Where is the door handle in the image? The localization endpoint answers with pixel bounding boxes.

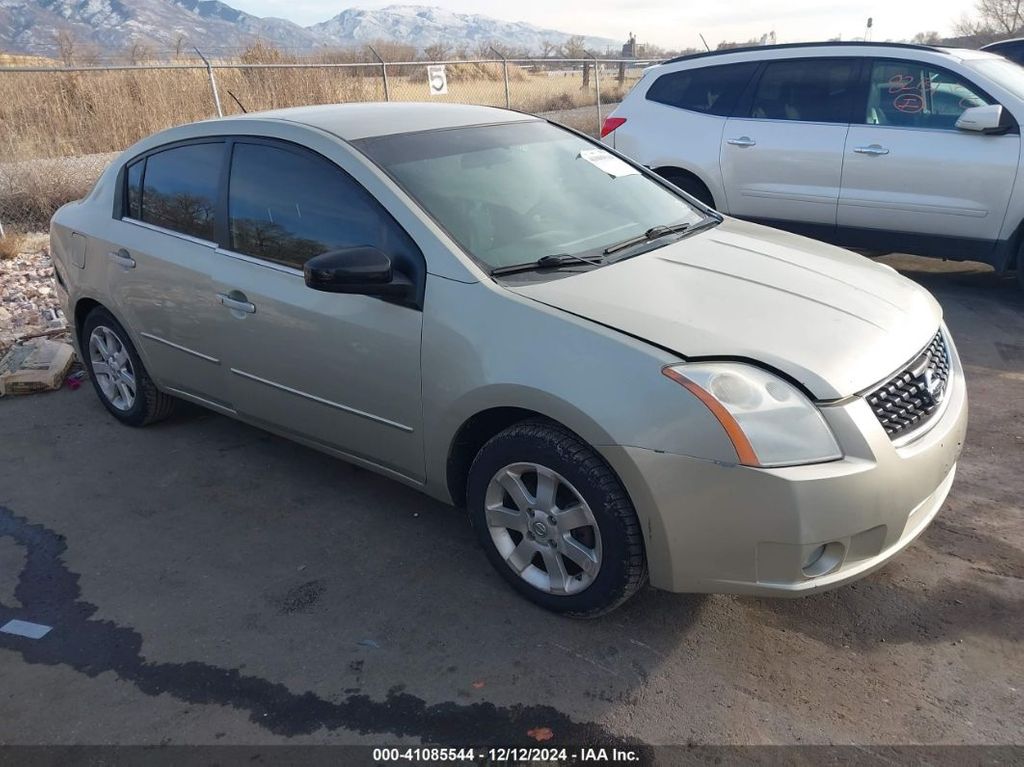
[854,144,890,156]
[727,136,756,147]
[107,248,136,269]
[217,293,256,314]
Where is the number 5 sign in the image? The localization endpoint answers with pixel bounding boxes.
[427,65,448,96]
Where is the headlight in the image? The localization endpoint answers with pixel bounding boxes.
[662,362,842,468]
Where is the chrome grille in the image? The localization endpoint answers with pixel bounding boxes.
[866,331,951,439]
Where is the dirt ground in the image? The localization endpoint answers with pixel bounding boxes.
[0,251,1021,749]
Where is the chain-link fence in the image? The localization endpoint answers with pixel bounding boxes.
[0,56,653,157]
[0,55,653,231]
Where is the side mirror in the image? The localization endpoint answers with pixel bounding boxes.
[304,246,413,299]
[956,104,1008,134]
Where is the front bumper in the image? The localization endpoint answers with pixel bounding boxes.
[600,337,968,596]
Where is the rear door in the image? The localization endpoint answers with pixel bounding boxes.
[108,140,232,410]
[838,58,1020,246]
[720,57,860,228]
[211,139,426,482]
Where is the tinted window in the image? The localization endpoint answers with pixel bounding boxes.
[749,59,858,123]
[646,62,758,116]
[228,142,414,269]
[140,142,222,241]
[865,60,992,130]
[985,40,1024,64]
[126,160,143,220]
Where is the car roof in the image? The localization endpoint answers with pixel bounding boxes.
[226,101,536,141]
[656,40,1015,68]
[982,38,1024,48]
[661,41,945,66]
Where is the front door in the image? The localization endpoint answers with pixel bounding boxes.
[211,140,426,482]
[720,57,859,227]
[838,58,1020,243]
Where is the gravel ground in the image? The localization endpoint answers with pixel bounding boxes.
[0,243,1020,749]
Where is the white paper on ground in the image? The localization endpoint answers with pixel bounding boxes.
[0,619,53,639]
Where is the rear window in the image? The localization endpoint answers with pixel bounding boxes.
[645,62,759,116]
[748,58,858,123]
[139,142,223,241]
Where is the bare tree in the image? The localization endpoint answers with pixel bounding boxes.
[911,31,942,44]
[956,0,1024,37]
[56,30,75,67]
[561,35,588,59]
[423,42,451,61]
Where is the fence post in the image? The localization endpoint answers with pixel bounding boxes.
[194,47,223,118]
[369,46,390,102]
[490,47,511,109]
[589,53,602,136]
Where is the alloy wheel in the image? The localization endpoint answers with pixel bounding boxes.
[88,325,136,412]
[484,462,602,595]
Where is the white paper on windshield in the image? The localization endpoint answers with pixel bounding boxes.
[577,148,639,178]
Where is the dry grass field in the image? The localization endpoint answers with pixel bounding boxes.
[0,55,634,232]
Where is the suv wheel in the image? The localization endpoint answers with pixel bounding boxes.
[657,169,715,208]
[467,420,647,617]
[81,307,175,426]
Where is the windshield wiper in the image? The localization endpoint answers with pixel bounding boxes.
[602,222,694,256]
[490,252,605,277]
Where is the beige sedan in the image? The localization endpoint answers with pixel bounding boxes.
[50,103,967,616]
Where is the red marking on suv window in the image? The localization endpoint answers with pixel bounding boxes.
[894,93,925,113]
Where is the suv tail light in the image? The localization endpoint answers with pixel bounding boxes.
[600,116,627,138]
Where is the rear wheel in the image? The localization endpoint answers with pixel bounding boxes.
[467,420,647,617]
[81,307,175,427]
[657,169,715,209]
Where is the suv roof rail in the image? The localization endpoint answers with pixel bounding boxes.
[661,40,946,66]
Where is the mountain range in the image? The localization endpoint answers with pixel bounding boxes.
[0,1,620,57]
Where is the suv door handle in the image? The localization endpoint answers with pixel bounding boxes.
[854,144,890,156]
[107,248,136,269]
[217,293,256,314]
[727,136,756,147]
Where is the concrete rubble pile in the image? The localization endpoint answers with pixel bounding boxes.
[0,236,75,395]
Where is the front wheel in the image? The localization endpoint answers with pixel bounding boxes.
[467,421,647,617]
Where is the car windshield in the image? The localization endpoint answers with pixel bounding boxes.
[354,121,705,271]
[968,57,1024,101]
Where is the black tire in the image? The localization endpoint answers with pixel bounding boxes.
[467,420,647,617]
[81,307,175,427]
[657,169,715,208]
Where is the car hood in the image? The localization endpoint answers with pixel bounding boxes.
[505,218,942,399]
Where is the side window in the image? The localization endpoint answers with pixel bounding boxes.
[865,60,992,130]
[748,58,858,123]
[125,160,143,220]
[646,62,759,116]
[227,142,414,269]
[140,142,222,241]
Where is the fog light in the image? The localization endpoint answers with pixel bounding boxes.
[801,541,844,577]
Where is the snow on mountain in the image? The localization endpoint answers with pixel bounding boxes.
[0,1,620,57]
[312,5,618,53]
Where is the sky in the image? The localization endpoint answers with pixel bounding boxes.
[227,0,977,49]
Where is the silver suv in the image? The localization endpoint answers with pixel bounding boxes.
[603,42,1024,288]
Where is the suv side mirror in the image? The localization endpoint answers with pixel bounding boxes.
[956,104,1009,134]
[304,246,413,299]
